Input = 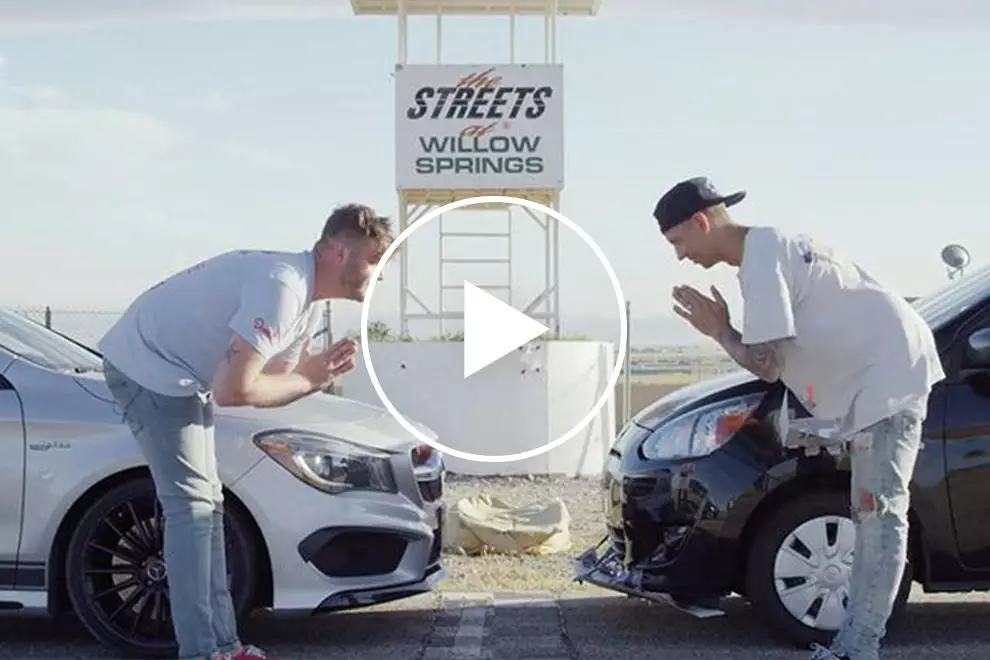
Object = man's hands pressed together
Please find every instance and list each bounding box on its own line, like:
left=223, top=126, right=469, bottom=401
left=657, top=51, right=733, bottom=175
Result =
left=671, top=284, right=787, bottom=383
left=672, top=284, right=731, bottom=339
left=295, top=337, right=358, bottom=392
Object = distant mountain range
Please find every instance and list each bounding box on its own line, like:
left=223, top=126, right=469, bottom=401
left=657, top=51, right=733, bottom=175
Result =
left=558, top=314, right=708, bottom=347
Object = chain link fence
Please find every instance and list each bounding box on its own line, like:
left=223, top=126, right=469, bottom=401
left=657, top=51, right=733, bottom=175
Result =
left=13, top=306, right=122, bottom=349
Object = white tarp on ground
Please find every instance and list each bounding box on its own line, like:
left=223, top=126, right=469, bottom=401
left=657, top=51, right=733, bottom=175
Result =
left=444, top=494, right=571, bottom=556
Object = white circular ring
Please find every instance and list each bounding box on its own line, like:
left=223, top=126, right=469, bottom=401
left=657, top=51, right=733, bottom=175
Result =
left=360, top=195, right=627, bottom=463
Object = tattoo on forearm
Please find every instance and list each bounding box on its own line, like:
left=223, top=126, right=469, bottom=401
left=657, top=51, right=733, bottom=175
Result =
left=717, top=326, right=787, bottom=382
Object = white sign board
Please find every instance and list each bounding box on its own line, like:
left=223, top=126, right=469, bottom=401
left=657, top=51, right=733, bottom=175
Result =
left=395, top=63, right=564, bottom=191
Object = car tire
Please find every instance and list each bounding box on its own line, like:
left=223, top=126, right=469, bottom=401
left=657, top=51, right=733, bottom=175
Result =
left=64, top=476, right=260, bottom=658
left=744, top=489, right=912, bottom=649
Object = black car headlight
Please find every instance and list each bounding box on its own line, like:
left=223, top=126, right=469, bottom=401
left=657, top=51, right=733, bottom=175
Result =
left=640, top=393, right=764, bottom=460
left=253, top=429, right=398, bottom=495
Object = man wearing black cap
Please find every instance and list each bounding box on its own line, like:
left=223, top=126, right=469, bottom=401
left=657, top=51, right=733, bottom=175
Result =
left=653, top=177, right=944, bottom=660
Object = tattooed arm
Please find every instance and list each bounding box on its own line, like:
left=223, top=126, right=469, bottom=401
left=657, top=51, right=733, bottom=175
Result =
left=716, top=324, right=788, bottom=382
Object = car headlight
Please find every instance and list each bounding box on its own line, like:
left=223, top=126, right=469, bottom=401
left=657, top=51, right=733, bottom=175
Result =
left=639, top=393, right=764, bottom=460
left=253, top=429, right=397, bottom=495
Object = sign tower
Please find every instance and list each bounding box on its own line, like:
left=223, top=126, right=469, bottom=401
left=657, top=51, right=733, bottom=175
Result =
left=351, top=0, right=600, bottom=340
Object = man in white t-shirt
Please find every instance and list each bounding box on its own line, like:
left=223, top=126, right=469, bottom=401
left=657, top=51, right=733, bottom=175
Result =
left=98, top=204, right=392, bottom=660
left=653, top=177, right=944, bottom=660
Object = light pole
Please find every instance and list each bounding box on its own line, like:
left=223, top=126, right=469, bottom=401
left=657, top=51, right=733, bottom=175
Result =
left=941, top=244, right=971, bottom=281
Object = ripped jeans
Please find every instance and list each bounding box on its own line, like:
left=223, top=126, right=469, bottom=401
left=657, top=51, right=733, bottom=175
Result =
left=827, top=409, right=923, bottom=660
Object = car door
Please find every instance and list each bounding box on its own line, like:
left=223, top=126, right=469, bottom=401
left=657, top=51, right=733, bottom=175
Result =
left=943, top=311, right=990, bottom=571
left=0, top=363, right=26, bottom=589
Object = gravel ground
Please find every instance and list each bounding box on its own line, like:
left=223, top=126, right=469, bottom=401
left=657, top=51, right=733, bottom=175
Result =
left=437, top=474, right=605, bottom=594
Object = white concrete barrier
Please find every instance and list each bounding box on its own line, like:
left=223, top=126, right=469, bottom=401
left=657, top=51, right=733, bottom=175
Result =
left=338, top=340, right=617, bottom=477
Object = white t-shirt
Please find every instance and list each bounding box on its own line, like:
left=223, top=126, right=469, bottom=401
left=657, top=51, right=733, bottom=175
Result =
left=99, top=249, right=322, bottom=397
left=737, top=227, right=945, bottom=436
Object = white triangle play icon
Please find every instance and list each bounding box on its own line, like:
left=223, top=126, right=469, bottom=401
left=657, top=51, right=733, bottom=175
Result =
left=463, top=281, right=548, bottom=379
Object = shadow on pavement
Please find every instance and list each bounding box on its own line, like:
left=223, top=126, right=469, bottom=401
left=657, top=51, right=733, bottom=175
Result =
left=1, top=593, right=989, bottom=659
left=0, top=605, right=435, bottom=659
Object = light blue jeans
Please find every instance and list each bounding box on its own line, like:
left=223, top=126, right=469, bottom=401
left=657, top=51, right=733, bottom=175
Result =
left=103, top=359, right=243, bottom=660
left=828, top=409, right=923, bottom=660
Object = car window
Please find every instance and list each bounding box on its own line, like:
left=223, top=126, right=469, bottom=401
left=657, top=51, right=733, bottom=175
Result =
left=0, top=309, right=103, bottom=373
left=912, top=264, right=990, bottom=331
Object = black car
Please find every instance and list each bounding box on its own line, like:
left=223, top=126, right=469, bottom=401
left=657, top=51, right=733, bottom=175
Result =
left=573, top=263, right=990, bottom=648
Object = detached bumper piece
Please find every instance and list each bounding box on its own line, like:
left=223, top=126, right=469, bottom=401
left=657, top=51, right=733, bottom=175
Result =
left=571, top=538, right=725, bottom=619
left=300, top=516, right=448, bottom=615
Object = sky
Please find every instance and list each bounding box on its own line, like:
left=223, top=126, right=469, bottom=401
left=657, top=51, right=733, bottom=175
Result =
left=2, top=0, right=989, bottom=343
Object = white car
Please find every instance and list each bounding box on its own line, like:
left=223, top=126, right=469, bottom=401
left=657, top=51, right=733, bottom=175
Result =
left=0, top=307, right=448, bottom=658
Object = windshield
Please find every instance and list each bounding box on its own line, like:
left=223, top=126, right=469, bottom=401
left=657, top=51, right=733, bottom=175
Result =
left=912, top=264, right=990, bottom=331
left=0, top=308, right=104, bottom=373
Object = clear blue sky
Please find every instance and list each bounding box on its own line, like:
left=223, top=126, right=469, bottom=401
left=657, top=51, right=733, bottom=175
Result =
left=2, top=1, right=988, bottom=340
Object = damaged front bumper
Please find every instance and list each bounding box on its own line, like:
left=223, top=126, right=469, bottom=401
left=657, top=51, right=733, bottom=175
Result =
left=571, top=538, right=725, bottom=619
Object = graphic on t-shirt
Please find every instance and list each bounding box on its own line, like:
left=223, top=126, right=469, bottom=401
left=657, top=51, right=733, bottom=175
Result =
left=253, top=317, right=277, bottom=341
left=795, top=236, right=834, bottom=267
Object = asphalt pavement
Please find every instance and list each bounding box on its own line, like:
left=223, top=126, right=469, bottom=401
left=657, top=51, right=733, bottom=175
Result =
left=2, top=586, right=989, bottom=660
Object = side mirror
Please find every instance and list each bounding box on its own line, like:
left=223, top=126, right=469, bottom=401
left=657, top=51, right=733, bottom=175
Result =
left=964, top=328, right=990, bottom=369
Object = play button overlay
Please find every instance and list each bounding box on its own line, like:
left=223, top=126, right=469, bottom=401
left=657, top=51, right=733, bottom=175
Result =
left=359, top=195, right=627, bottom=464
left=463, top=282, right=548, bottom=379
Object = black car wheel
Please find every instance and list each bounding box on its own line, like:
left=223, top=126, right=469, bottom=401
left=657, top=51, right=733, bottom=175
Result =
left=64, top=476, right=260, bottom=658
left=745, top=489, right=912, bottom=649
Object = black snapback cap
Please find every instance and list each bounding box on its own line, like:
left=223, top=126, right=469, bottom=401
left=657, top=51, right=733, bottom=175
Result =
left=654, top=176, right=746, bottom=232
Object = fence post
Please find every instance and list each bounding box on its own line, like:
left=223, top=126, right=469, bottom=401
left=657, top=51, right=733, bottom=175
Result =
left=44, top=306, right=52, bottom=329
left=622, top=300, right=632, bottom=426
left=323, top=301, right=342, bottom=396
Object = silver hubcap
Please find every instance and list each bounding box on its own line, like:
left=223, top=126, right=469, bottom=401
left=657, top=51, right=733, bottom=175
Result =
left=773, top=515, right=855, bottom=631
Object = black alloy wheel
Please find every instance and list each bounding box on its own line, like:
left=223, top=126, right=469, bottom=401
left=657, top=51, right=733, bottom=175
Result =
left=64, top=477, right=260, bottom=658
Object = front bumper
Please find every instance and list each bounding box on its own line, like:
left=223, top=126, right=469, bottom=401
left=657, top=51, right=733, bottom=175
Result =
left=571, top=538, right=725, bottom=618
left=296, top=496, right=446, bottom=584
left=314, top=563, right=449, bottom=613
left=233, top=445, right=448, bottom=612
left=303, top=496, right=449, bottom=614
left=596, top=458, right=734, bottom=589
left=570, top=430, right=772, bottom=614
